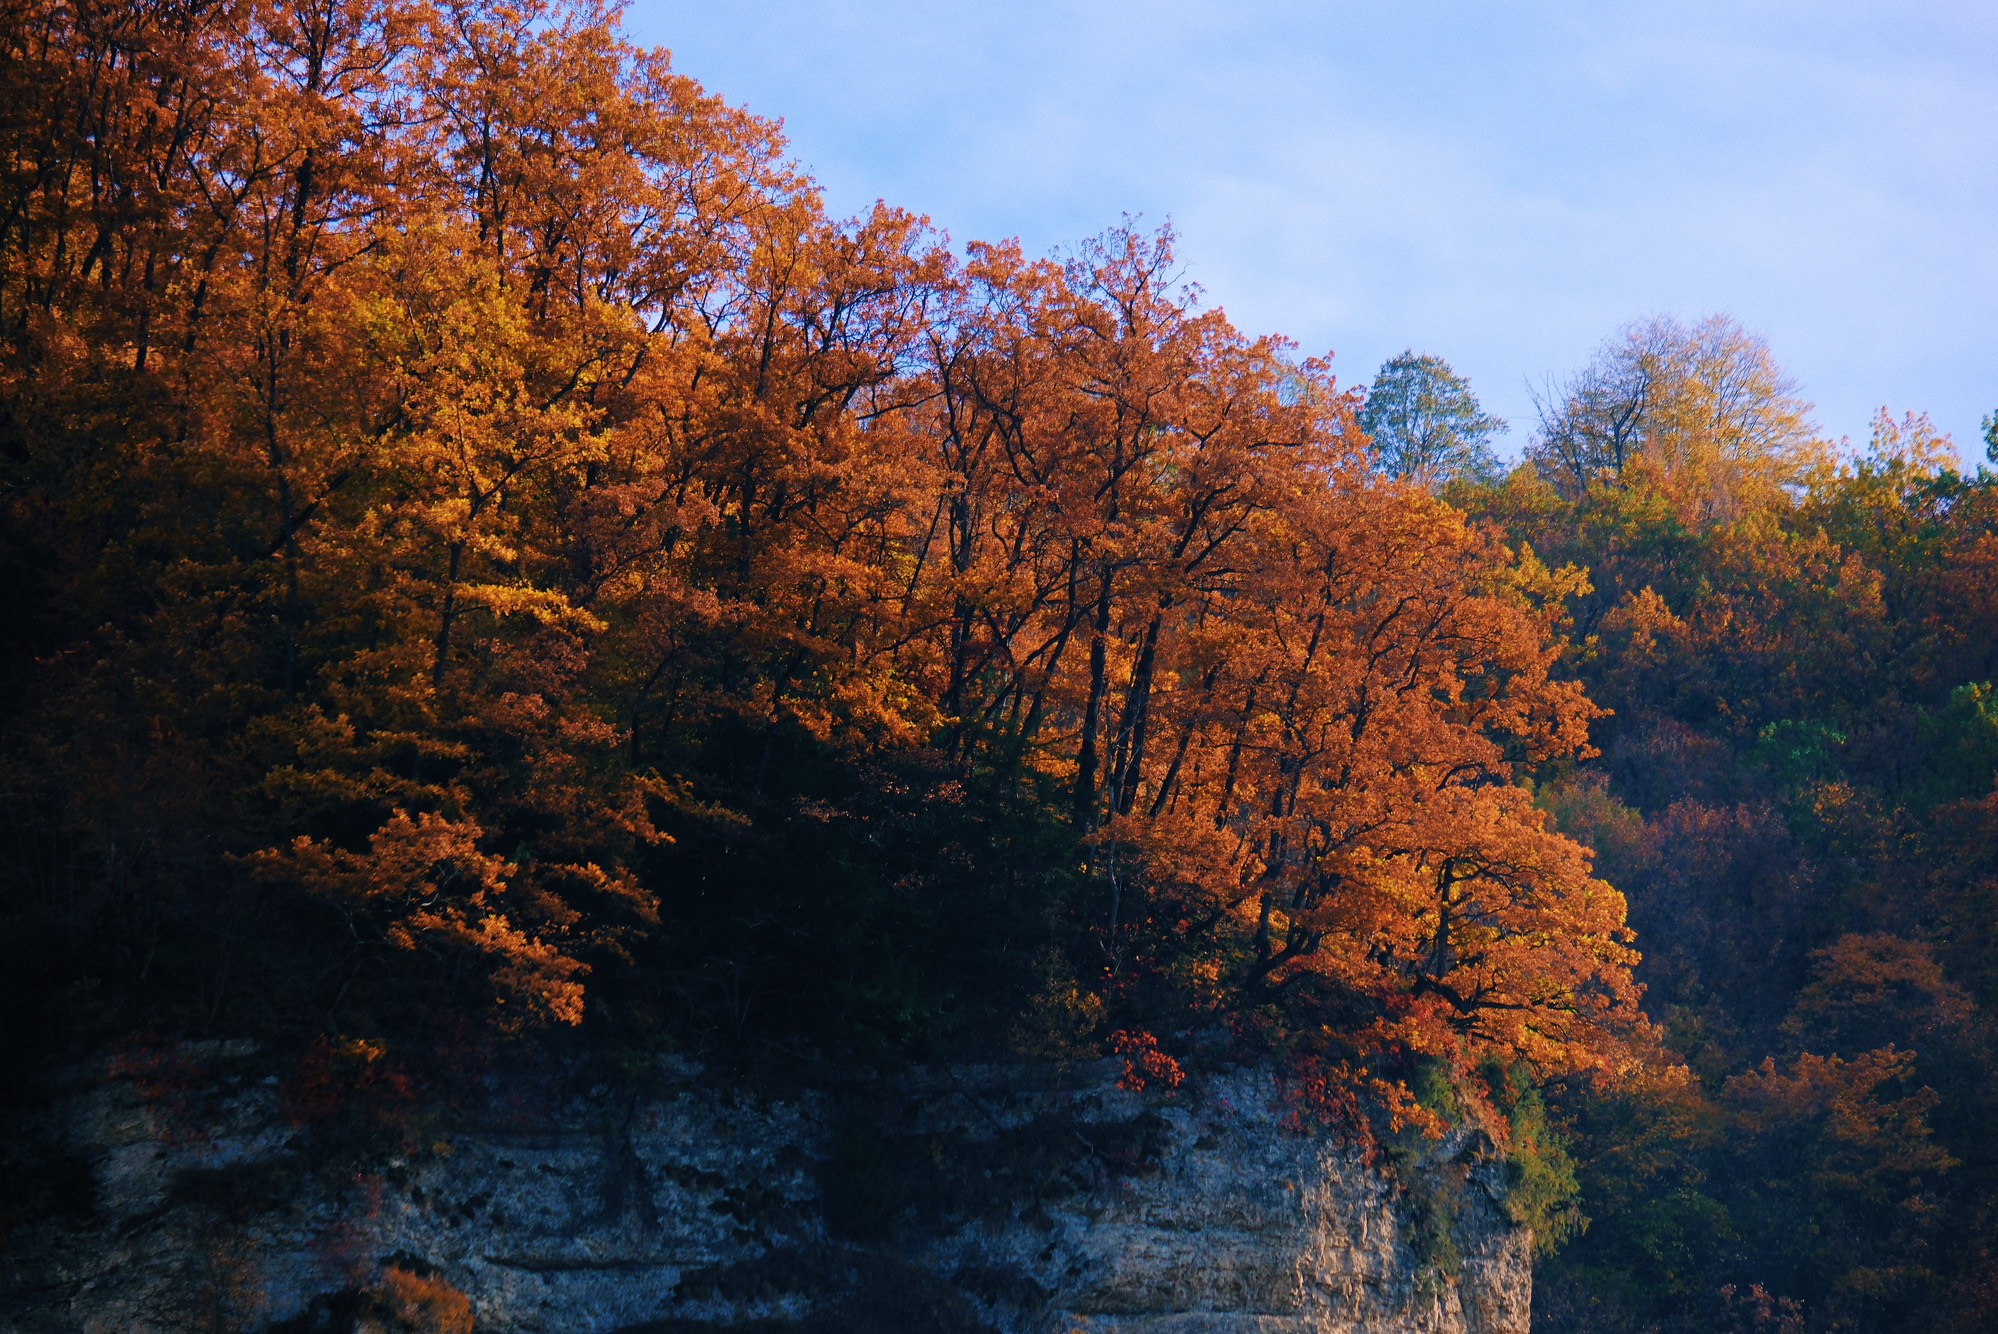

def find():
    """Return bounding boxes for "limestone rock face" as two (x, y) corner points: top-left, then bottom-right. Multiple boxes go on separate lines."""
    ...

(1, 1044), (1530, 1332)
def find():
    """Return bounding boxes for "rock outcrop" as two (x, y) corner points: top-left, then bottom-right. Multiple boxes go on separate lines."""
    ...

(1, 1043), (1530, 1332)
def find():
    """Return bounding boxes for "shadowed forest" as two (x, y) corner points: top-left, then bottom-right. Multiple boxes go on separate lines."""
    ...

(3, 1), (1997, 1329)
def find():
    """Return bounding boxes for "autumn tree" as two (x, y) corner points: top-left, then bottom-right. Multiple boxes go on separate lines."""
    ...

(0, 0), (1649, 1098)
(1469, 314), (1998, 1331)
(1527, 315), (1821, 520)
(1108, 478), (1642, 1077)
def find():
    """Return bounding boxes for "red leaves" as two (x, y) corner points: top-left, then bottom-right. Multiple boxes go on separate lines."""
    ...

(1110, 1029), (1184, 1094)
(1276, 1055), (1448, 1148)
(285, 1035), (418, 1133)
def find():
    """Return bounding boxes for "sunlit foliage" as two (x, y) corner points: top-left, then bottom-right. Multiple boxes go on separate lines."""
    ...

(0, 0), (1644, 1092)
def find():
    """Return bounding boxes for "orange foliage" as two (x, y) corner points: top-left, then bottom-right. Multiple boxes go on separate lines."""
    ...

(1109, 1028), (1185, 1094)
(0, 0), (1644, 1081)
(1725, 1047), (1955, 1203)
(1785, 933), (1974, 1056)
(371, 1264), (475, 1333)
(1277, 1055), (1449, 1145)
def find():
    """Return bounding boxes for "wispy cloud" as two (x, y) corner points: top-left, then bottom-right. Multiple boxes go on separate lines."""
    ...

(631, 1), (1998, 452)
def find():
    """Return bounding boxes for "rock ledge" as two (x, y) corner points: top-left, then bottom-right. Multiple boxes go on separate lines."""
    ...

(1, 1046), (1529, 1332)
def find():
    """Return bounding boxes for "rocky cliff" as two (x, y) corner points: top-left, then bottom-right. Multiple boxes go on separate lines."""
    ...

(1, 1043), (1530, 1332)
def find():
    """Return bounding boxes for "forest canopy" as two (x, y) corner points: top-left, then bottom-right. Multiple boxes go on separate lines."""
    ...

(0, 0), (1641, 1081)
(5, 2), (1998, 1331)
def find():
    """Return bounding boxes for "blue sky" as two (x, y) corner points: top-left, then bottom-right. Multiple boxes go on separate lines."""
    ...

(626, 1), (1998, 462)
